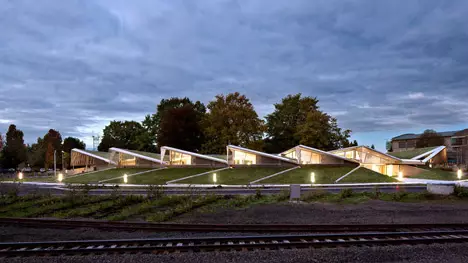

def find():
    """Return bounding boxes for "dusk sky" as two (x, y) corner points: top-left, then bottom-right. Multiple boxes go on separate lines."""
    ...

(1, 0), (468, 151)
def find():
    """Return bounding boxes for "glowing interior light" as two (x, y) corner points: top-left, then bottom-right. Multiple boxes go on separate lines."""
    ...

(65, 169), (68, 174)
(398, 171), (403, 180)
(213, 173), (217, 183)
(123, 174), (128, 184)
(18, 172), (23, 180)
(429, 164), (432, 168)
(372, 164), (378, 172)
(458, 169), (463, 179)
(310, 172), (315, 183)
(387, 165), (393, 177)
(58, 173), (63, 182)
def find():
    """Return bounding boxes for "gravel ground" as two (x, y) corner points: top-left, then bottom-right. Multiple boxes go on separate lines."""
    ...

(175, 200), (468, 224)
(4, 243), (468, 263)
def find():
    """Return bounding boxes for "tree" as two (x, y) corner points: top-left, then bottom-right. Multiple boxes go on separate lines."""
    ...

(98, 121), (146, 151)
(265, 94), (352, 152)
(264, 94), (319, 153)
(202, 92), (265, 154)
(0, 133), (4, 151)
(62, 137), (86, 169)
(1, 124), (27, 168)
(153, 97), (206, 151)
(416, 129), (445, 148)
(371, 144), (375, 149)
(158, 104), (205, 151)
(352, 140), (359, 146)
(27, 137), (46, 168)
(44, 129), (62, 169)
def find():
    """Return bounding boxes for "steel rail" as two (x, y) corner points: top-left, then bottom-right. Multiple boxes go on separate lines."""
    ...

(1, 230), (468, 257)
(2, 217), (468, 233)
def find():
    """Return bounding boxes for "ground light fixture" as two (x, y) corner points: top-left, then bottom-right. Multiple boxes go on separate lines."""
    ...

(18, 172), (23, 180)
(458, 169), (463, 179)
(57, 173), (63, 182)
(398, 171), (403, 180)
(213, 173), (217, 183)
(123, 174), (128, 184)
(310, 172), (315, 184)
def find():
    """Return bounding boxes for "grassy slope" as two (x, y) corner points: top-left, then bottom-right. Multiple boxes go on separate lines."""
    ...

(260, 167), (354, 184)
(106, 168), (215, 185)
(84, 150), (109, 159)
(177, 167), (287, 184)
(411, 168), (459, 181)
(387, 146), (438, 159)
(64, 168), (150, 183)
(340, 167), (398, 183)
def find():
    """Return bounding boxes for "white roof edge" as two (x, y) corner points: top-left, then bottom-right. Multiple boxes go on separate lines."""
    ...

(401, 159), (424, 165)
(227, 145), (298, 164)
(297, 145), (360, 164)
(411, 146), (446, 161)
(109, 147), (165, 164)
(422, 146), (446, 163)
(71, 148), (115, 164)
(329, 145), (403, 162)
(160, 146), (228, 164)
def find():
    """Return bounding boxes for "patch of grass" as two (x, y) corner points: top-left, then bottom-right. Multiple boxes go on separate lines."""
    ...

(260, 167), (355, 184)
(146, 195), (222, 222)
(412, 168), (459, 181)
(64, 168), (150, 184)
(178, 167), (288, 185)
(106, 168), (215, 185)
(107, 195), (189, 221)
(387, 146), (438, 159)
(340, 167), (398, 183)
(0, 176), (57, 182)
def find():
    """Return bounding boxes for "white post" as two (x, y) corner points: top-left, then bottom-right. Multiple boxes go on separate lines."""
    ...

(54, 150), (57, 178)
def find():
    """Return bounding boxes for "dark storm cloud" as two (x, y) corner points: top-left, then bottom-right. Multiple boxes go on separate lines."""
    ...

(1, 0), (468, 145)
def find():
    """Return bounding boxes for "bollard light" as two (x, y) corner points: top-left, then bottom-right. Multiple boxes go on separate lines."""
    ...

(18, 172), (23, 180)
(58, 173), (63, 182)
(458, 169), (463, 180)
(213, 173), (217, 183)
(310, 172), (315, 184)
(398, 171), (403, 180)
(429, 164), (432, 168)
(123, 174), (128, 184)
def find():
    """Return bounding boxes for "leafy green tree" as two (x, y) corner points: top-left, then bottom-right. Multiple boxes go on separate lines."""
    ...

(202, 92), (265, 154)
(352, 140), (359, 146)
(44, 129), (62, 169)
(27, 137), (46, 168)
(158, 104), (205, 151)
(265, 94), (352, 152)
(371, 144), (375, 149)
(1, 124), (27, 168)
(62, 137), (86, 169)
(98, 121), (146, 151)
(416, 129), (445, 148)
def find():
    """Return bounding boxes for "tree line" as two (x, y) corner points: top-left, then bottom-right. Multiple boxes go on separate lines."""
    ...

(0, 92), (359, 169)
(97, 92), (358, 154)
(0, 126), (85, 170)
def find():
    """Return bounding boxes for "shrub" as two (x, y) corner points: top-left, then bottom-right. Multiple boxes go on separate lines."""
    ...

(391, 191), (407, 201)
(301, 190), (327, 202)
(147, 185), (164, 200)
(454, 185), (468, 198)
(275, 190), (290, 202)
(339, 188), (353, 199)
(255, 188), (262, 199)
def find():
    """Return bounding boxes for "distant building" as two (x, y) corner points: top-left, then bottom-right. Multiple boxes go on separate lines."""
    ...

(391, 129), (468, 164)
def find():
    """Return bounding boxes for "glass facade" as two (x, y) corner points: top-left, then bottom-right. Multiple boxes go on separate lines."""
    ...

(170, 151), (192, 165)
(232, 150), (256, 165)
(299, 150), (320, 164)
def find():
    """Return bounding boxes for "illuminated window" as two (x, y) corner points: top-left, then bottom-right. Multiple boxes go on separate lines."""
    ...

(283, 150), (296, 160)
(300, 150), (320, 164)
(170, 152), (192, 165)
(233, 150), (256, 165)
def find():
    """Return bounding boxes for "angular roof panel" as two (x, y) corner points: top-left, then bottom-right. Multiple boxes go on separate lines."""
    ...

(71, 149), (115, 164)
(109, 147), (166, 164)
(228, 145), (298, 164)
(161, 146), (228, 164)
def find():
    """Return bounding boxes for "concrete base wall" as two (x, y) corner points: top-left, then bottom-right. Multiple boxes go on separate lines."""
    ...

(427, 184), (454, 195)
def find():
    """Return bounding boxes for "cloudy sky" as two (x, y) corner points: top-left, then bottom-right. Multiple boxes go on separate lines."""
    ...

(1, 0), (468, 151)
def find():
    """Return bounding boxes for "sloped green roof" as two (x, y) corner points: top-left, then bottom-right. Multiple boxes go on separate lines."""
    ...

(387, 146), (438, 159)
(83, 150), (109, 159)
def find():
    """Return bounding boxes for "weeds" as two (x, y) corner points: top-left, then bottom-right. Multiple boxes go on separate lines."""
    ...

(147, 185), (164, 200)
(339, 188), (353, 199)
(146, 195), (220, 222)
(301, 190), (328, 202)
(454, 185), (468, 198)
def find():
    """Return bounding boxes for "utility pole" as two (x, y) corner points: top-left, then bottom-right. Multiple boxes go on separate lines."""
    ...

(54, 150), (57, 178)
(92, 134), (100, 151)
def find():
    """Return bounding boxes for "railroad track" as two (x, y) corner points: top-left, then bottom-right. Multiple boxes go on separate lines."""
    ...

(2, 230), (468, 257)
(3, 217), (468, 233)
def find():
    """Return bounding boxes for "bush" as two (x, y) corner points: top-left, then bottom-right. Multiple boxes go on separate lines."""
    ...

(275, 190), (290, 202)
(147, 185), (164, 200)
(391, 191), (407, 201)
(255, 188), (262, 199)
(339, 188), (353, 199)
(454, 185), (468, 198)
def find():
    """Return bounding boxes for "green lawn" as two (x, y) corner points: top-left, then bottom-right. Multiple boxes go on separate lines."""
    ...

(259, 166), (397, 184)
(387, 146), (438, 159)
(105, 168), (216, 185)
(177, 167), (288, 185)
(259, 167), (354, 184)
(339, 167), (398, 183)
(410, 168), (460, 181)
(64, 168), (150, 184)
